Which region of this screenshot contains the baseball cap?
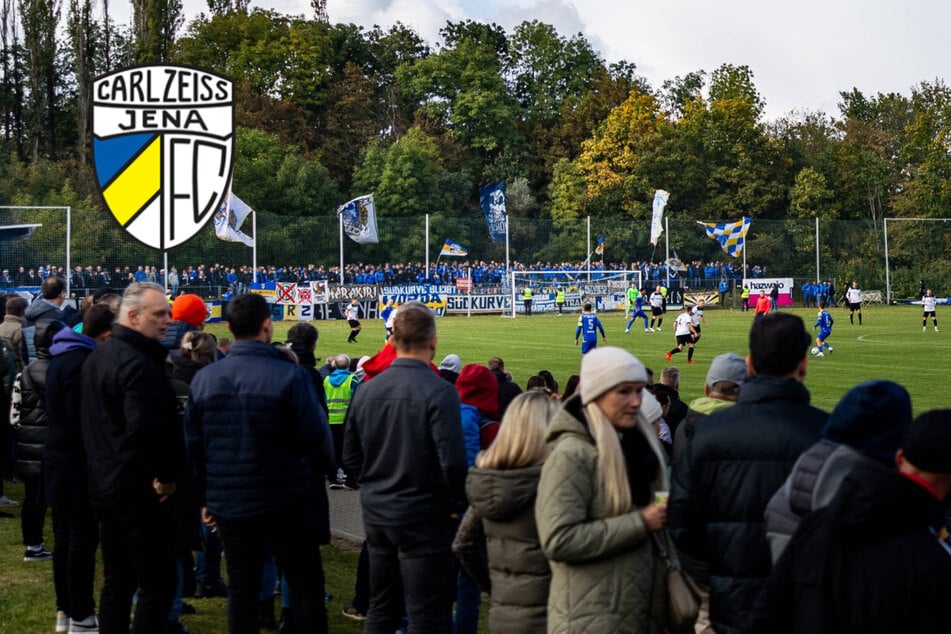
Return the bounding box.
[705,353,748,389]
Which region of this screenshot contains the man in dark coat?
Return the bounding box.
[487,356,521,418]
[186,293,334,634]
[344,302,468,632]
[669,313,827,634]
[81,282,184,634]
[756,409,951,634]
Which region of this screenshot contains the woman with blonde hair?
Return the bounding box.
[169,331,217,383]
[453,390,559,633]
[536,346,669,633]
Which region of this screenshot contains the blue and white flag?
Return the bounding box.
[213,191,255,247]
[594,235,605,256]
[440,240,468,257]
[650,189,669,246]
[698,216,752,257]
[337,194,379,244]
[480,182,507,243]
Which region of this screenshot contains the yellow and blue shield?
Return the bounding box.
[92,64,234,250]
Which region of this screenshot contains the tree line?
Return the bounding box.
[1,0,951,294]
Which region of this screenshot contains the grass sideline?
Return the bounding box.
[219,303,951,413]
[2,304,945,631]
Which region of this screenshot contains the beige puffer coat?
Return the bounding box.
[535,403,667,634]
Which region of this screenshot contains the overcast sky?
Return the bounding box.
[171,0,948,121]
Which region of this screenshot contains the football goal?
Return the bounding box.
[509,269,643,318]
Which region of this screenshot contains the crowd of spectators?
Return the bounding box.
[0,259,765,296]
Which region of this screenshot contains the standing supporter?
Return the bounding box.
[343,302,468,632]
[669,313,827,634]
[651,367,688,438]
[769,283,779,312]
[324,354,359,489]
[574,303,606,354]
[756,410,951,633]
[0,294,19,511]
[740,285,750,311]
[0,295,29,371]
[488,357,522,418]
[922,288,938,331]
[535,347,668,632]
[437,354,462,385]
[453,391,559,634]
[81,282,184,634]
[185,293,334,634]
[24,276,68,327]
[162,293,207,352]
[12,319,67,567]
[522,286,533,316]
[453,364,500,633]
[764,380,911,563]
[754,290,771,318]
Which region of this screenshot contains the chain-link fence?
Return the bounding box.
[0,206,947,300]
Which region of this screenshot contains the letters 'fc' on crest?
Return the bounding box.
[92,65,235,250]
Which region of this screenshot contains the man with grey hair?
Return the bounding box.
[324,353,358,489]
[344,302,467,632]
[81,282,183,634]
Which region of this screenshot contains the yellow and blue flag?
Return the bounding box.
[440,240,468,257]
[594,235,605,256]
[697,217,751,258]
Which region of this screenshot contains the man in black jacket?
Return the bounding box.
[344,302,468,633]
[81,282,184,634]
[756,409,951,634]
[669,313,827,634]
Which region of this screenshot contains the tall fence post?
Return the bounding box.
[884,218,890,304]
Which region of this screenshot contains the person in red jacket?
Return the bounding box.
[754,290,771,318]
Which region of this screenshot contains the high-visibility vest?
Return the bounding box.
[323,373,355,425]
[523,288,533,300]
[556,290,565,303]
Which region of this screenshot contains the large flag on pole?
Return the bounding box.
[594,235,605,256]
[213,191,255,246]
[337,194,379,244]
[440,240,468,257]
[650,189,669,246]
[480,182,507,242]
[697,217,752,257]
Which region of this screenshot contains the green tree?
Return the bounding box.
[132,0,183,62]
[19,0,61,160]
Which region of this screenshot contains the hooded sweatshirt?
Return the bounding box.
[456,364,500,462]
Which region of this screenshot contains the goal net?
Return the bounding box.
[509,269,643,318]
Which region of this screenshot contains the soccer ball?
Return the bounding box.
[811,347,820,356]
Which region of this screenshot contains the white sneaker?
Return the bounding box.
[649,328,655,332]
[827,346,833,353]
[656,327,661,332]
[815,351,824,357]
[924,326,927,332]
[0,495,19,507]
[69,615,99,633]
[936,327,940,332]
[56,611,69,633]
[624,329,630,334]
[644,329,651,333]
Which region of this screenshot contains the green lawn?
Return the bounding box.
[246,303,950,414]
[1,303,947,631]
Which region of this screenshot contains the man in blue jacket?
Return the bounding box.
[186,293,334,634]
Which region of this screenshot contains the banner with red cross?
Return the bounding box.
[297,286,313,305]
[276,282,297,304]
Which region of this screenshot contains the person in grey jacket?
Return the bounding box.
[453,390,559,633]
[535,347,669,634]
[764,379,911,563]
[343,301,468,633]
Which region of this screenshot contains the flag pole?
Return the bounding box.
[664,216,670,291]
[252,210,257,284]
[505,210,510,285]
[586,216,591,283]
[426,214,430,283]
[338,211,344,284]
[163,251,168,293]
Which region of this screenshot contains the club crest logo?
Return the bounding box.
[92,64,234,250]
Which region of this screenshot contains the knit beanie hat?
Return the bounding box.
[171,294,208,327]
[822,380,911,465]
[579,347,648,405]
[902,409,951,473]
[456,364,499,420]
[438,354,462,374]
[639,390,663,424]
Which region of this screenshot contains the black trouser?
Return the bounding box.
[364,518,455,633]
[51,499,99,620]
[20,473,46,546]
[216,504,328,634]
[351,540,371,614]
[98,501,177,634]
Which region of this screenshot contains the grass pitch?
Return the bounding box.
[241,303,950,414]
